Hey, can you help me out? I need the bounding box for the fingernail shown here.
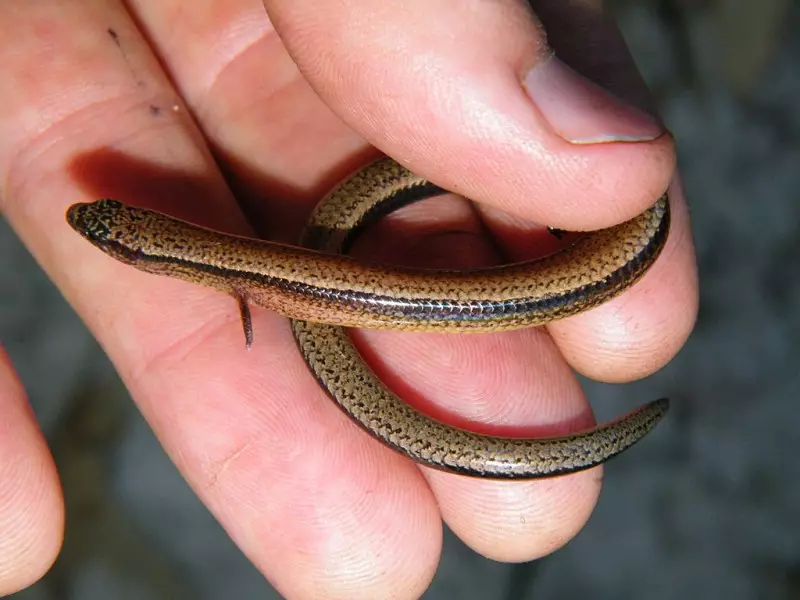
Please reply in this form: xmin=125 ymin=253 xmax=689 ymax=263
xmin=524 ymin=55 xmax=664 ymax=144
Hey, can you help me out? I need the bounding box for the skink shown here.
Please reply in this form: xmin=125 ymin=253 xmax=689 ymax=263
xmin=66 ymin=157 xmax=670 ymax=478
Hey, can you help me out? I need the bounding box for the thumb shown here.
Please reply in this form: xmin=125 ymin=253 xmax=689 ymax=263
xmin=263 ymin=0 xmax=674 ymax=229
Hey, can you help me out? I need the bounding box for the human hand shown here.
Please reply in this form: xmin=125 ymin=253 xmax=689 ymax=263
xmin=0 ymin=1 xmax=697 ymax=597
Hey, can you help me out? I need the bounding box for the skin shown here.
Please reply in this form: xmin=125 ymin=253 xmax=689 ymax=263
xmin=0 ymin=1 xmax=698 ymax=598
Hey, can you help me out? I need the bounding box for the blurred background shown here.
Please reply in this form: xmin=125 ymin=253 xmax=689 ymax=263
xmin=2 ymin=0 xmax=798 ymax=598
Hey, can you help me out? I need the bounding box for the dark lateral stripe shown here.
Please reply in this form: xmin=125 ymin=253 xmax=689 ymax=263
xmin=121 ymin=200 xmax=667 ymax=323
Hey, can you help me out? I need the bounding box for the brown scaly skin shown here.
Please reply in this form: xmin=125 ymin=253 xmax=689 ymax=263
xmin=67 ymin=157 xmax=670 ymax=478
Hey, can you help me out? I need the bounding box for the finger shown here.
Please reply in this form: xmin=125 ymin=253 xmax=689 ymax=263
xmin=264 ymin=0 xmax=675 ymax=230
xmin=125 ymin=0 xmax=373 ymax=241
xmin=0 ymin=350 xmax=63 ymax=594
xmin=478 ymin=176 xmax=696 ymax=383
xmin=0 ymin=3 xmax=439 ymax=599
xmin=125 ymin=1 xmax=444 ymax=594
xmin=548 ymin=178 xmax=698 ymax=382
